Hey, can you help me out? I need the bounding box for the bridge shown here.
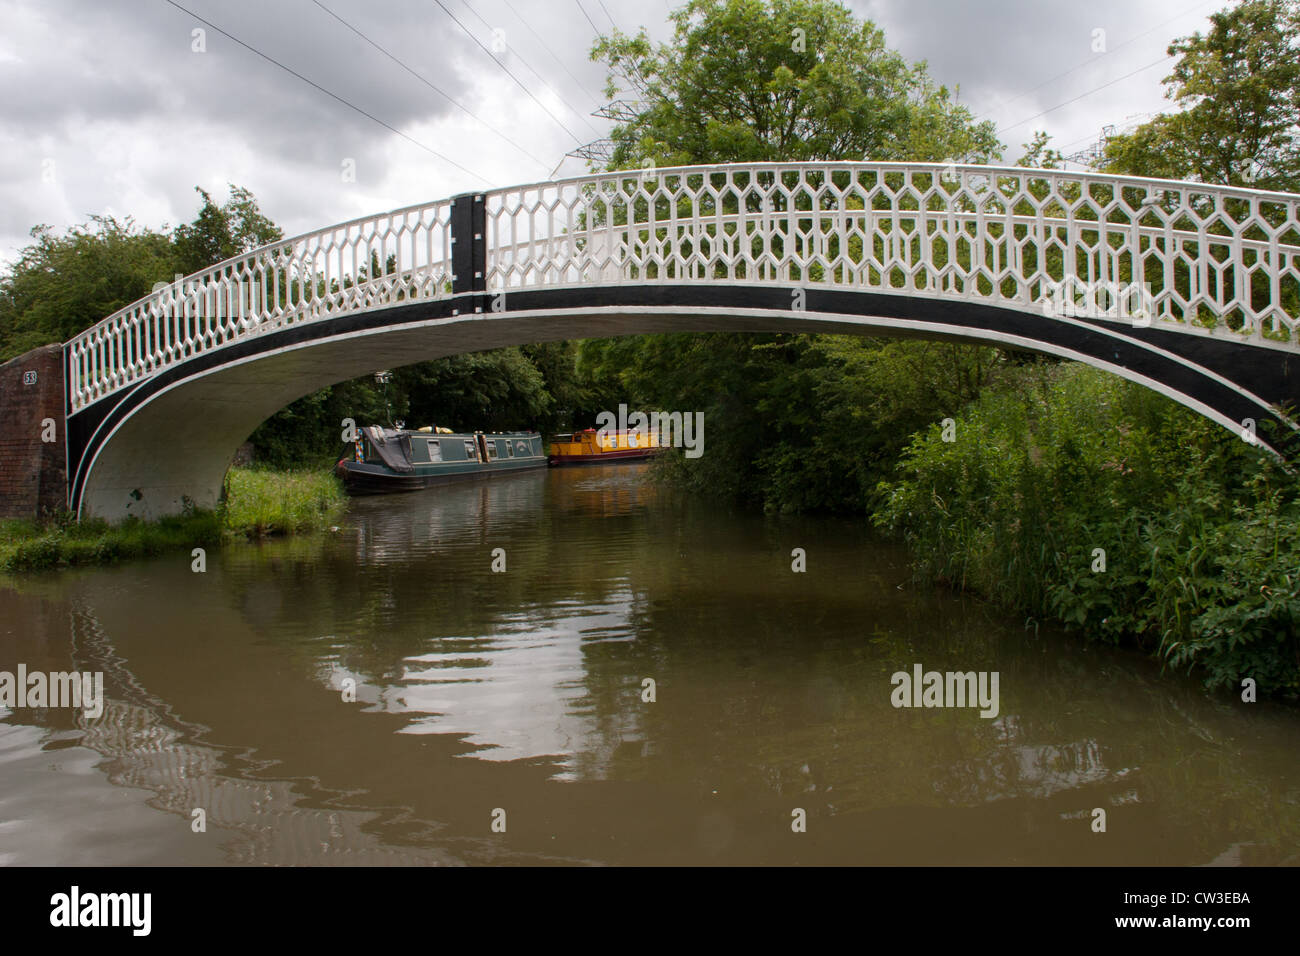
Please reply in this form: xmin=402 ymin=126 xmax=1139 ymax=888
xmin=4 ymin=161 xmax=1299 ymax=520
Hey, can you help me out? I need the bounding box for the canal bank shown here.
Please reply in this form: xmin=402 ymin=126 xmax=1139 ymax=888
xmin=0 ymin=466 xmax=346 ymax=573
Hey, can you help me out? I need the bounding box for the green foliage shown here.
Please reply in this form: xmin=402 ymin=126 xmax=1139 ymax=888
xmin=398 ymin=348 xmax=551 ymax=431
xmin=171 ymin=185 xmax=283 ymax=274
xmin=579 ymin=0 xmax=1012 ymax=510
xmin=1016 ymin=131 xmax=1063 ymax=170
xmin=246 ymin=344 xmax=595 ymax=467
xmin=0 ymin=511 xmax=222 ymax=573
xmin=1103 ymin=0 xmax=1300 ymax=191
xmin=0 ymin=184 xmax=281 ymax=362
xmin=0 ymin=217 xmax=175 ymax=361
xmin=0 ymin=467 xmax=346 ymax=572
xmin=591 ymin=0 xmax=1001 ymax=168
xmin=520 ymin=341 xmax=614 ymax=427
xmin=875 ymin=363 xmax=1300 ymax=697
xmin=580 ymin=331 xmax=781 ymax=501
xmin=244 ymin=376 xmax=394 ymax=470
xmin=579 ymin=331 xmax=1000 ymax=512
xmin=221 ymin=466 xmax=346 ymax=537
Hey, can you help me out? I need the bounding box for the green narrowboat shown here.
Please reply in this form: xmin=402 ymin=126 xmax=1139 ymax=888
xmin=336 ymin=425 xmax=547 ymax=495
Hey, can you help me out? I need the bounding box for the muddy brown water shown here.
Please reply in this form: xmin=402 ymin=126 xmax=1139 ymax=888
xmin=1 ymin=464 xmax=1296 ymax=865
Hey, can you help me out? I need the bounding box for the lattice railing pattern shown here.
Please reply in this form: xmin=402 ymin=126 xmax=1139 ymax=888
xmin=68 ymin=163 xmax=1300 ymax=411
xmin=66 ymin=200 xmax=455 ymax=410
xmin=487 ymin=163 xmax=1300 ymax=336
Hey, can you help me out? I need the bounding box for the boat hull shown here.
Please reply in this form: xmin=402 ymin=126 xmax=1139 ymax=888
xmin=547 ymin=448 xmax=659 ymax=467
xmin=337 ymin=458 xmax=547 ymax=495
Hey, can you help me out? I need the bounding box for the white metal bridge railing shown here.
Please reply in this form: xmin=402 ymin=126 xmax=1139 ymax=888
xmin=65 ymin=162 xmax=1300 ymax=413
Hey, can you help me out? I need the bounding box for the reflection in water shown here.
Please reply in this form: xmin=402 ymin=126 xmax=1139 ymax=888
xmin=1 ymin=463 xmax=1297 ymax=865
xmin=323 ymin=469 xmax=655 ymax=770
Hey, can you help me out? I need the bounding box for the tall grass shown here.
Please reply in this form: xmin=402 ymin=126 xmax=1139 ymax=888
xmin=222 ymin=467 xmax=346 ymax=537
xmin=0 ymin=467 xmax=346 ymax=573
xmin=0 ymin=511 xmax=223 ymax=572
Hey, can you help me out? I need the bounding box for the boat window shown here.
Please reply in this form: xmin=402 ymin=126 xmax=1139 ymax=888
xmin=427 ymin=439 xmax=442 ymax=462
xmin=506 ymin=441 xmax=514 ymax=457
xmin=464 ymin=440 xmax=477 ymax=459
xmin=486 ymin=440 xmax=499 ymax=460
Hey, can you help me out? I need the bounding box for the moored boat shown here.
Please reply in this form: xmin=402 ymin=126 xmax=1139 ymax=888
xmin=548 ymin=428 xmax=661 ymax=466
xmin=336 ymin=425 xmax=546 ymax=495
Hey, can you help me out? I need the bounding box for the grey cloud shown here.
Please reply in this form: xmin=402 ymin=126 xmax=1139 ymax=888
xmin=0 ymin=0 xmax=1215 ymax=262
xmin=855 ymin=0 xmax=1202 ymax=146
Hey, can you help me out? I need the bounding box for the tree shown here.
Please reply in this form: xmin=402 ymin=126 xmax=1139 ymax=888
xmin=0 ymin=184 xmax=286 ymax=361
xmin=399 ymin=349 xmax=553 ymax=433
xmin=247 ymin=346 xmax=579 ymax=468
xmin=578 ymin=0 xmax=1007 ymax=512
xmin=0 ymin=217 xmax=176 ymax=360
xmin=171 ymin=185 xmax=282 ymax=274
xmin=1103 ymin=0 xmax=1300 ymax=191
xmin=592 ymin=0 xmax=1000 ymax=168
xmin=1017 ymin=131 xmax=1063 ymax=170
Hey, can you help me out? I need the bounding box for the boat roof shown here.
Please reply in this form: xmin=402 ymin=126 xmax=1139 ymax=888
xmin=553 ymin=428 xmax=645 ymax=437
xmin=364 ymin=427 xmax=539 ymax=439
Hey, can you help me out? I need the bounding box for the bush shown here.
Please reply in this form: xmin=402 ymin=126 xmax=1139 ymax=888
xmin=875 ymin=363 xmax=1300 ymax=697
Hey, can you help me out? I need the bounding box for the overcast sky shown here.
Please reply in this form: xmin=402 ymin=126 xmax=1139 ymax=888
xmin=0 ymin=0 xmax=1230 ymax=262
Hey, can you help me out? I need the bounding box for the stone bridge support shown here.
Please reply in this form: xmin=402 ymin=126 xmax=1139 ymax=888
xmin=0 ymin=344 xmax=67 ymax=520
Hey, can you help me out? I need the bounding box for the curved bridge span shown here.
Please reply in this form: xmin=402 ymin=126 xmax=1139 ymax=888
xmin=61 ymin=161 xmax=1300 ymax=519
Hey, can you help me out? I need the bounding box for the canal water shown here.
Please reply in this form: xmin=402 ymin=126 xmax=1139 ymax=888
xmin=1 ymin=465 xmax=1297 ymax=865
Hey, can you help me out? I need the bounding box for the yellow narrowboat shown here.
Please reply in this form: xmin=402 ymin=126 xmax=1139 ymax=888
xmin=547 ymin=428 xmax=661 ymax=466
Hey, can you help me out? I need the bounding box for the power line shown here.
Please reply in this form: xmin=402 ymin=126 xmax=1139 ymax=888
xmin=501 ymin=0 xmax=605 ymax=111
xmin=430 ymin=0 xmax=587 ymax=145
xmin=574 ymin=0 xmax=601 ymax=35
xmin=996 ymin=54 xmax=1174 ymax=136
xmin=974 ymin=0 xmax=1218 ymax=124
xmin=1055 ymin=128 xmax=1112 ymax=153
xmin=1055 ymin=109 xmax=1157 ymax=168
xmin=455 ymin=0 xmax=602 ymax=137
xmin=309 ymin=0 xmax=552 ymax=171
xmin=596 ymin=0 xmax=619 ymax=31
xmin=576 ymin=0 xmax=650 ymax=98
xmin=1062 ymin=124 xmax=1116 ymax=167
xmin=160 ymin=0 xmax=490 ymax=184
xmin=1054 ymin=112 xmax=1151 ymax=154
